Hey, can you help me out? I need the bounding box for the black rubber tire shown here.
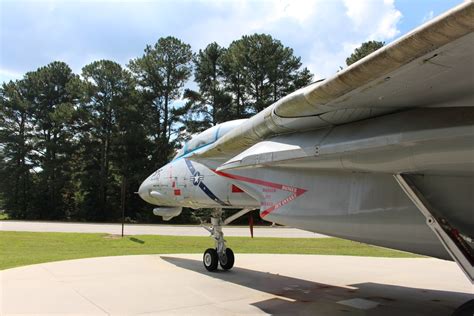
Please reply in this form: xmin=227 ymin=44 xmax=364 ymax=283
xmin=203 ymin=248 xmax=218 ymax=271
xmin=219 ymin=248 xmax=235 ymax=270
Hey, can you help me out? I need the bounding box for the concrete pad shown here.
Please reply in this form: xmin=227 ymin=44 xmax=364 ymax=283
xmin=337 ymin=298 xmax=379 ymax=310
xmin=1 ymin=254 xmax=472 ymax=315
xmin=0 ymin=221 xmax=327 ymax=238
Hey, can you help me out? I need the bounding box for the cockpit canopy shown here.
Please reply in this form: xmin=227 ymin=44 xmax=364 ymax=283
xmin=173 ymin=119 xmax=247 ymax=160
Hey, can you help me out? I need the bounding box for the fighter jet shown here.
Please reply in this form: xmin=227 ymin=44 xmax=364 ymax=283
xmin=139 ymin=1 xmax=474 ymax=281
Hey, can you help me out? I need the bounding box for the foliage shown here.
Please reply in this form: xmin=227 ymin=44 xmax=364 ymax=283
xmin=222 ymin=34 xmax=313 ymax=114
xmin=181 ymin=34 xmax=313 ymax=136
xmin=346 ymin=40 xmax=385 ymax=66
xmin=0 ymin=80 xmax=33 ymax=218
xmin=129 ymin=36 xmax=193 ymax=165
xmin=0 ymin=231 xmax=421 ymax=270
xmin=80 ymin=60 xmax=144 ymax=221
xmin=1 ymin=62 xmax=83 ymax=219
xmin=181 ymin=42 xmax=232 ymax=134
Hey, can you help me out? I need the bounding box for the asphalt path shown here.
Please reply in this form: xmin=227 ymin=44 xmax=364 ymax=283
xmin=0 ymin=220 xmax=328 ymax=238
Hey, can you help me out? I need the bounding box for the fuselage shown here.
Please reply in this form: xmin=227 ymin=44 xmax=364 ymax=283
xmin=139 ymin=108 xmax=474 ymax=261
xmin=138 ymin=157 xmax=258 ymax=209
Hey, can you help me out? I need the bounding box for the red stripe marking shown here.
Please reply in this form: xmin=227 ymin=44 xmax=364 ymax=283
xmin=214 ymin=170 xmax=306 ymax=217
xmin=216 ymin=170 xmax=285 ymax=190
xmin=231 ymin=184 xmax=244 ymax=193
xmin=174 ymin=189 xmax=181 ymax=196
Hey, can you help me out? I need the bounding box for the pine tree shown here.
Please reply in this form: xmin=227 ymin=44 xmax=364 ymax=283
xmin=346 ymin=40 xmax=385 ymax=66
xmin=129 ymin=36 xmax=193 ymax=167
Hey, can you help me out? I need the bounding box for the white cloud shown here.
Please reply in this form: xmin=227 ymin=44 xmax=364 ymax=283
xmin=198 ymin=0 xmax=402 ymax=77
xmin=422 ymin=10 xmax=434 ymax=23
xmin=266 ymin=0 xmax=322 ymax=24
xmin=1 ymin=0 xmax=405 ymax=82
xmin=300 ymin=0 xmax=402 ymax=78
xmin=0 ymin=68 xmax=23 ymax=83
xmin=343 ymin=0 xmax=402 ymax=40
xmin=180 ymin=0 xmax=326 ymax=51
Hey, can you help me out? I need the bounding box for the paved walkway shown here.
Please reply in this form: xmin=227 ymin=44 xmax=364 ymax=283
xmin=0 ymin=220 xmax=328 ymax=238
xmin=1 ymin=254 xmax=472 ymax=315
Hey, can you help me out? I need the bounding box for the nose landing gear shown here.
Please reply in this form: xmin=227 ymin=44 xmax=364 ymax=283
xmin=201 ymin=208 xmax=252 ymax=271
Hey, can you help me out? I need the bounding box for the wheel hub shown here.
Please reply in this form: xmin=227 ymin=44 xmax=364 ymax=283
xmin=219 ymin=253 xmax=227 ymax=265
xmin=204 ymin=252 xmax=212 ymax=266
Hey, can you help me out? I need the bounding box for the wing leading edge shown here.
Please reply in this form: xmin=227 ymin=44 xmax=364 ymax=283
xmin=192 ymin=1 xmax=474 ymax=162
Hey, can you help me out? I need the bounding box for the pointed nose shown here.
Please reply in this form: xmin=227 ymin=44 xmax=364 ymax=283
xmin=138 ymin=180 xmax=150 ymax=202
xmin=138 ymin=177 xmax=169 ymax=205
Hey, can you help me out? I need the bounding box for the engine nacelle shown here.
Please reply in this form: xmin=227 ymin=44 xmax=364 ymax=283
xmin=153 ymin=206 xmax=182 ymax=221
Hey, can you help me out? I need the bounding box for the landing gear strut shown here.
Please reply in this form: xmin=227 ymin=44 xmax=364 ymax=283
xmin=202 ymin=208 xmax=234 ymax=271
xmin=201 ymin=208 xmax=252 ymax=271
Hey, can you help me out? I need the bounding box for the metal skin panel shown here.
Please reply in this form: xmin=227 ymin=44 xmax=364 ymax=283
xmin=408 ymin=175 xmax=474 ymax=238
xmin=138 ymin=157 xmax=259 ymax=210
xmin=217 ymin=167 xmax=451 ymax=260
xmin=220 ymin=107 xmax=474 ymax=176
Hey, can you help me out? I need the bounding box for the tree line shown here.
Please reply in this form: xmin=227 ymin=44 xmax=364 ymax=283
xmin=0 ymin=34 xmax=382 ymax=223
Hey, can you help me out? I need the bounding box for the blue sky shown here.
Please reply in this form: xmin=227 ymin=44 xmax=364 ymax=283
xmin=0 ymin=0 xmax=464 ymax=84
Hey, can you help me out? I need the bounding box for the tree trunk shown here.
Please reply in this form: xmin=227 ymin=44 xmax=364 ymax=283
xmin=212 ymin=62 xmax=217 ymax=125
xmin=164 ymin=72 xmax=170 ymax=142
xmin=99 ymin=103 xmax=109 ymax=221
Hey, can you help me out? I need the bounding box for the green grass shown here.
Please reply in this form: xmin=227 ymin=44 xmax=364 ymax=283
xmin=0 ymin=213 xmax=8 ymax=220
xmin=0 ymin=231 xmax=422 ymax=270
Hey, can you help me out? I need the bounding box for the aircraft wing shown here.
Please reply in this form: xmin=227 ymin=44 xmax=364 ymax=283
xmin=192 ymin=1 xmax=474 ymax=163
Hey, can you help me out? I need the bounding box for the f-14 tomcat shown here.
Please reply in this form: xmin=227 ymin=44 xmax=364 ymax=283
xmin=139 ymin=2 xmax=474 ymax=281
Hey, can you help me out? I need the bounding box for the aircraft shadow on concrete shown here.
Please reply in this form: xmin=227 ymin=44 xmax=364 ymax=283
xmin=160 ymin=256 xmax=473 ymax=316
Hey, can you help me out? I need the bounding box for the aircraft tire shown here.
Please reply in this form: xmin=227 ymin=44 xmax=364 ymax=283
xmin=219 ymin=248 xmax=235 ymax=270
xmin=203 ymin=248 xmax=219 ymax=271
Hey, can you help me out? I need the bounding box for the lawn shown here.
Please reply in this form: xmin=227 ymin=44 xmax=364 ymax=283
xmin=0 ymin=231 xmax=421 ymax=270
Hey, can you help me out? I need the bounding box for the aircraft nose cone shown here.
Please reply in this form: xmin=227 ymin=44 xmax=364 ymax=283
xmin=138 ymin=178 xmax=165 ymax=205
xmin=138 ymin=180 xmax=149 ymax=202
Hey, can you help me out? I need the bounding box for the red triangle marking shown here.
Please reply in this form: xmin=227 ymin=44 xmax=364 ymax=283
xmin=215 ymin=170 xmax=306 ymax=217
